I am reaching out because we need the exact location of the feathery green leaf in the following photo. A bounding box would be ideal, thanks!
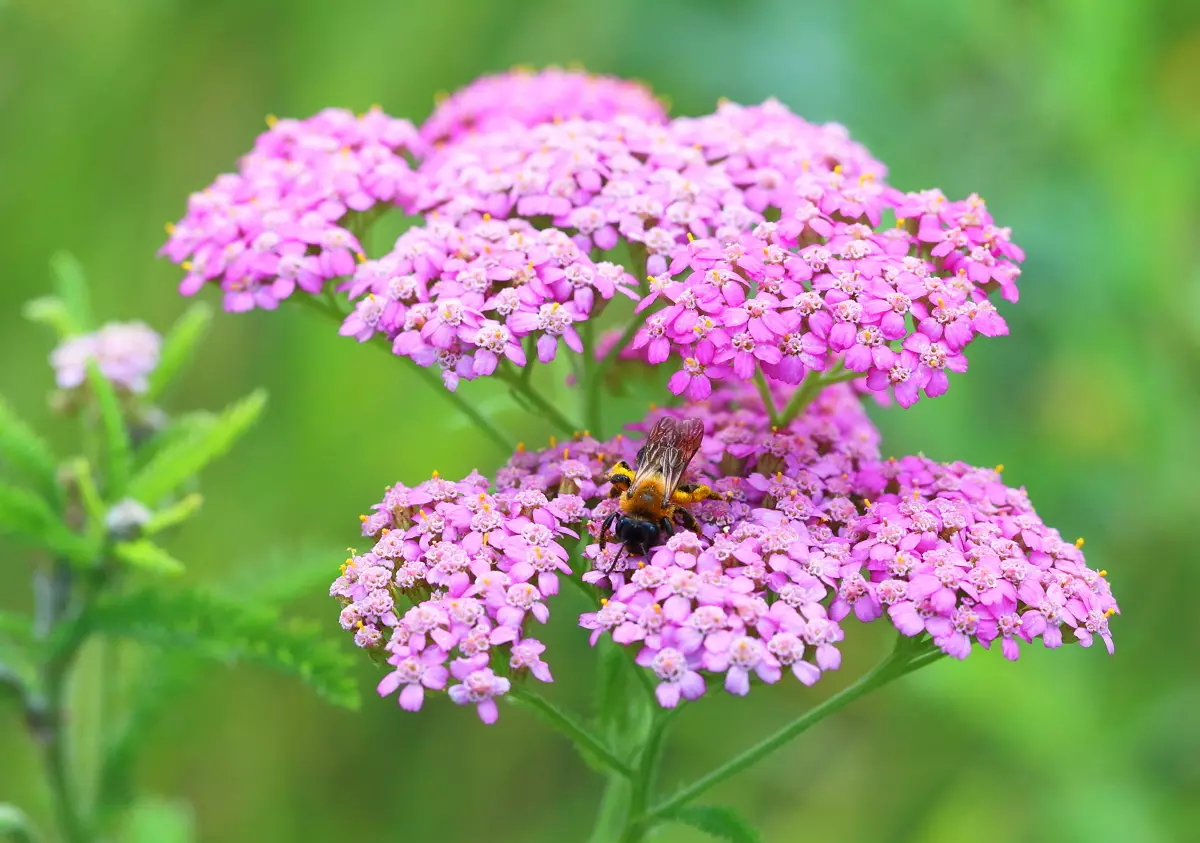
[666,806,762,843]
[87,362,132,497]
[0,394,60,505]
[127,391,266,506]
[49,251,93,335]
[142,494,203,536]
[147,303,212,401]
[81,586,359,709]
[113,540,185,576]
[0,483,94,564]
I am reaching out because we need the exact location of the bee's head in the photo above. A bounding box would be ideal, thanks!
[615,516,659,554]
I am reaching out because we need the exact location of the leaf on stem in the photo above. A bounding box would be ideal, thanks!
[0,483,95,564]
[127,390,266,506]
[79,586,360,709]
[22,296,75,339]
[666,805,763,843]
[141,494,203,536]
[146,303,213,401]
[49,251,93,336]
[0,394,61,506]
[113,540,186,577]
[87,362,133,497]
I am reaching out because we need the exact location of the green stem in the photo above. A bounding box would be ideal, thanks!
[619,711,674,843]
[510,688,633,779]
[294,295,515,454]
[30,564,93,843]
[645,635,937,821]
[404,358,515,453]
[580,320,601,436]
[588,774,633,843]
[777,363,861,428]
[752,371,781,428]
[495,367,581,436]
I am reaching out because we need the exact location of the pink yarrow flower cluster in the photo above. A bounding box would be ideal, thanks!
[339,214,638,389]
[50,322,161,394]
[332,470,580,723]
[419,66,668,147]
[848,456,1118,659]
[164,71,1025,407]
[161,108,421,312]
[332,377,1116,723]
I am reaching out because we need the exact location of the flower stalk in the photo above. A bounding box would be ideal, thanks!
[644,634,942,825]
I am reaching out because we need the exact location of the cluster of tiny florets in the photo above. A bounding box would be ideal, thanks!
[164,70,1025,407]
[332,470,579,722]
[849,457,1118,658]
[161,108,420,312]
[331,374,1117,722]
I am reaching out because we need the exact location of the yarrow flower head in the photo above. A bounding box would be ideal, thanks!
[419,67,668,147]
[848,457,1119,659]
[163,72,1024,408]
[161,107,421,311]
[339,215,637,389]
[332,467,580,722]
[50,321,161,393]
[332,375,1117,724]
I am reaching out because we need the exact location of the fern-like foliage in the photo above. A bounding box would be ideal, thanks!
[77,586,359,710]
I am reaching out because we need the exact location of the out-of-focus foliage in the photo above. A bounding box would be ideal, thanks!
[1,0,1196,841]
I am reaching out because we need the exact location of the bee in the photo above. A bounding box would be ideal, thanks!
[598,417,723,565]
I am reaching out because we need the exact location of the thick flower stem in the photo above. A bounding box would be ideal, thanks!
[618,710,674,843]
[509,688,633,779]
[644,635,940,822]
[28,564,93,843]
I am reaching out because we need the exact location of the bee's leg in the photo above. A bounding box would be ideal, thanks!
[659,516,674,538]
[676,506,701,534]
[607,461,635,498]
[672,482,722,506]
[605,544,626,573]
[599,511,617,551]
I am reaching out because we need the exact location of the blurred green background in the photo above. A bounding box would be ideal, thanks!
[2,0,1198,840]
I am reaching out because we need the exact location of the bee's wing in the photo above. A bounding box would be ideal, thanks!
[634,417,705,504]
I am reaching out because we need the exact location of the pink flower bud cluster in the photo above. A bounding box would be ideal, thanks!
[849,457,1118,659]
[50,321,161,394]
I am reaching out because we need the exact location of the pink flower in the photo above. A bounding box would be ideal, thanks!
[377,647,450,711]
[447,657,511,724]
[667,341,729,400]
[650,647,706,708]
